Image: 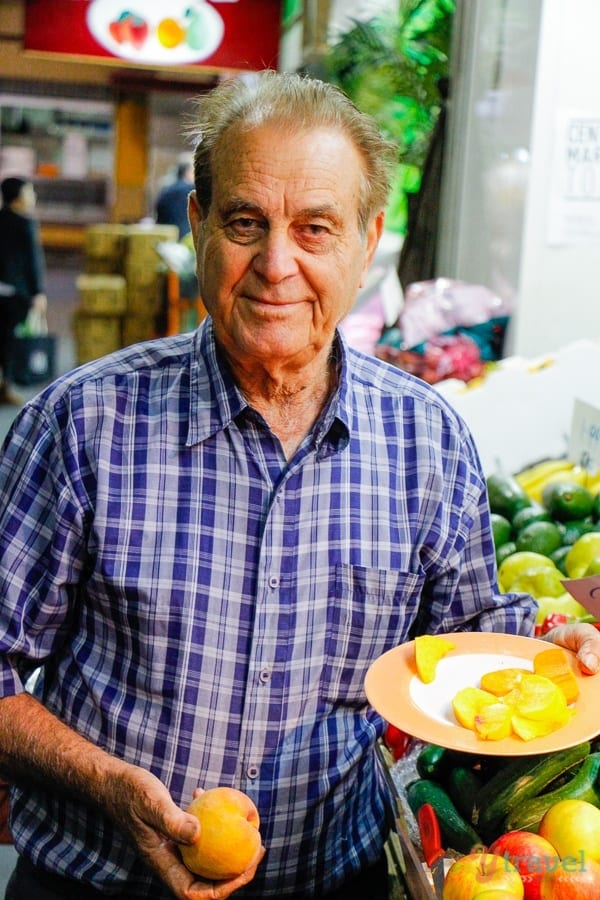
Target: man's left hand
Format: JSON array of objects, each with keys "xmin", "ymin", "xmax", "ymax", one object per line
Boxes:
[{"xmin": 544, "ymin": 622, "xmax": 600, "ymax": 674}]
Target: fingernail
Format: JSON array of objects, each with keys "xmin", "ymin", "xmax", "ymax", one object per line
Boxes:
[{"xmin": 580, "ymin": 652, "xmax": 600, "ymax": 673}]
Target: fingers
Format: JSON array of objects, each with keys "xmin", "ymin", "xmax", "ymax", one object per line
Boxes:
[
  {"xmin": 184, "ymin": 846, "xmax": 266, "ymax": 899},
  {"xmin": 543, "ymin": 622, "xmax": 600, "ymax": 674}
]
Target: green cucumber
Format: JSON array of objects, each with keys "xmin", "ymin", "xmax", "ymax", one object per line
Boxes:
[
  {"xmin": 504, "ymin": 751, "xmax": 600, "ymax": 834},
  {"xmin": 472, "ymin": 741, "xmax": 591, "ymax": 838},
  {"xmin": 405, "ymin": 778, "xmax": 482, "ymax": 855},
  {"xmin": 445, "ymin": 765, "xmax": 484, "ymax": 824}
]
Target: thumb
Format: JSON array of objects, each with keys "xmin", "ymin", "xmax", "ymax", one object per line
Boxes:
[
  {"xmin": 164, "ymin": 810, "xmax": 200, "ymax": 846},
  {"xmin": 544, "ymin": 623, "xmax": 600, "ymax": 674}
]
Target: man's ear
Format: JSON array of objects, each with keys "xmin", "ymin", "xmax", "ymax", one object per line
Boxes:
[
  {"xmin": 187, "ymin": 191, "xmax": 203, "ymax": 245},
  {"xmin": 359, "ymin": 210, "xmax": 385, "ymax": 288}
]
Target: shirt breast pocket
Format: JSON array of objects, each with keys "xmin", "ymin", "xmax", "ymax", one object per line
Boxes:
[{"xmin": 320, "ymin": 564, "xmax": 425, "ymax": 704}]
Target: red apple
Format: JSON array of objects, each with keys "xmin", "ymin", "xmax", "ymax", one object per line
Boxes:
[
  {"xmin": 539, "ymin": 856, "xmax": 600, "ymax": 899},
  {"xmin": 489, "ymin": 831, "xmax": 560, "ymax": 900},
  {"xmin": 442, "ymin": 851, "xmax": 524, "ymax": 900}
]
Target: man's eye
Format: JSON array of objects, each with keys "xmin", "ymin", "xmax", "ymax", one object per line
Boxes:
[
  {"xmin": 303, "ymin": 223, "xmax": 329, "ymax": 236},
  {"xmin": 225, "ymin": 216, "xmax": 261, "ymax": 238},
  {"xmin": 228, "ymin": 217, "xmax": 261, "ymax": 234}
]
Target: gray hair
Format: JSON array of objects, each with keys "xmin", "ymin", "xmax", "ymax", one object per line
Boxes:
[{"xmin": 188, "ymin": 70, "xmax": 398, "ymax": 234}]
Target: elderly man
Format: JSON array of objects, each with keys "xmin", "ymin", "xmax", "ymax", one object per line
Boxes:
[{"xmin": 0, "ymin": 71, "xmax": 598, "ymax": 900}]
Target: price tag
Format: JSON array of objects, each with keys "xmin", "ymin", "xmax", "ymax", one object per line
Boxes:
[
  {"xmin": 562, "ymin": 576, "xmax": 600, "ymax": 618},
  {"xmin": 568, "ymin": 399, "xmax": 600, "ymax": 473}
]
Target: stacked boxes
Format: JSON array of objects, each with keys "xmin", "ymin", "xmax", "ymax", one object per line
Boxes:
[
  {"xmin": 74, "ymin": 223, "xmax": 178, "ymax": 364},
  {"xmin": 74, "ymin": 274, "xmax": 127, "ymax": 365},
  {"xmin": 124, "ymin": 224, "xmax": 178, "ymax": 344},
  {"xmin": 83, "ymin": 225, "xmax": 129, "ymax": 275}
]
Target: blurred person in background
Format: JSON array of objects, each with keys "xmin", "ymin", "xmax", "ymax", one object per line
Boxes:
[
  {"xmin": 155, "ymin": 155, "xmax": 194, "ymax": 238},
  {"xmin": 0, "ymin": 176, "xmax": 47, "ymax": 405}
]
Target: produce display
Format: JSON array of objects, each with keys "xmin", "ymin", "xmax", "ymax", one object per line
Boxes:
[
  {"xmin": 487, "ymin": 461, "xmax": 600, "ymax": 633},
  {"xmin": 383, "ymin": 458, "xmax": 600, "ymax": 898},
  {"xmin": 393, "ymin": 736, "xmax": 600, "ymax": 898}
]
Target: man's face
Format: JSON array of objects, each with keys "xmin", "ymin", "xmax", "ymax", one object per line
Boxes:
[{"xmin": 189, "ymin": 123, "xmax": 383, "ymax": 372}]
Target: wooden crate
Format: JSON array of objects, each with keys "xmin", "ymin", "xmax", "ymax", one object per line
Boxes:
[
  {"xmin": 76, "ymin": 274, "xmax": 128, "ymax": 316},
  {"xmin": 73, "ymin": 309, "xmax": 123, "ymax": 365}
]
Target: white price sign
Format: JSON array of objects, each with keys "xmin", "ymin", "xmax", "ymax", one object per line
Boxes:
[{"xmin": 568, "ymin": 399, "xmax": 600, "ymax": 473}]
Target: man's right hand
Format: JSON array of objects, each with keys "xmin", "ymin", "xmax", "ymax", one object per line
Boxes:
[{"xmin": 102, "ymin": 762, "xmax": 264, "ymax": 898}]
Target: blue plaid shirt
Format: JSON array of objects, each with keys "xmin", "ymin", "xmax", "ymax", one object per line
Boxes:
[{"xmin": 0, "ymin": 320, "xmax": 535, "ymax": 897}]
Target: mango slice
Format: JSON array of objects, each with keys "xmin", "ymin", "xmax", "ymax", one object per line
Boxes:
[
  {"xmin": 474, "ymin": 701, "xmax": 513, "ymax": 741},
  {"xmin": 503, "ymin": 673, "xmax": 567, "ymax": 721},
  {"xmin": 533, "ymin": 647, "xmax": 580, "ymax": 704},
  {"xmin": 451, "ymin": 652, "xmax": 577, "ymax": 743},
  {"xmin": 511, "ymin": 708, "xmax": 575, "ymax": 742},
  {"xmin": 414, "ymin": 635, "xmax": 456, "ymax": 683},
  {"xmin": 452, "ymin": 686, "xmax": 498, "ymax": 729},
  {"xmin": 480, "ymin": 667, "xmax": 530, "ymax": 696}
]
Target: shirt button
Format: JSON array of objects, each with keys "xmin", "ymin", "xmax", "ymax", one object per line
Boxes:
[
  {"xmin": 247, "ymin": 764, "xmax": 259, "ymax": 779},
  {"xmin": 259, "ymin": 668, "xmax": 271, "ymax": 683},
  {"xmin": 268, "ymin": 575, "xmax": 279, "ymax": 588}
]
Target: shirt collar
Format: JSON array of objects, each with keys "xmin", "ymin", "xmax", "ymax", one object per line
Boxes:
[{"xmin": 186, "ymin": 318, "xmax": 351, "ymax": 454}]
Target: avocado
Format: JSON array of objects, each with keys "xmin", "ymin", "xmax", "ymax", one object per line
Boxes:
[{"xmin": 486, "ymin": 472, "xmax": 532, "ymax": 521}]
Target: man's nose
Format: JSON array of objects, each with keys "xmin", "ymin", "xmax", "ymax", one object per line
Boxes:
[{"xmin": 252, "ymin": 229, "xmax": 299, "ymax": 282}]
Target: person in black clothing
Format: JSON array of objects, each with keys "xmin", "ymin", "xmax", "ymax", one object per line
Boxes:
[
  {"xmin": 0, "ymin": 176, "xmax": 47, "ymax": 405},
  {"xmin": 155, "ymin": 157, "xmax": 194, "ymax": 238}
]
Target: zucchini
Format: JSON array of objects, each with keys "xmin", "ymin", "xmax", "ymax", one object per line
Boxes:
[
  {"xmin": 405, "ymin": 778, "xmax": 482, "ymax": 855},
  {"xmin": 446, "ymin": 765, "xmax": 485, "ymax": 823},
  {"xmin": 416, "ymin": 744, "xmax": 452, "ymax": 781},
  {"xmin": 472, "ymin": 741, "xmax": 591, "ymax": 839},
  {"xmin": 504, "ymin": 751, "xmax": 600, "ymax": 834}
]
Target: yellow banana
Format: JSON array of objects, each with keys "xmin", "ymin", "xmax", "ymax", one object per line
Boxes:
[{"xmin": 515, "ymin": 459, "xmax": 575, "ymax": 501}]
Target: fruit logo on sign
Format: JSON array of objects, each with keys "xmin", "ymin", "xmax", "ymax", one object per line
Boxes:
[{"xmin": 87, "ymin": 0, "xmax": 226, "ymax": 64}]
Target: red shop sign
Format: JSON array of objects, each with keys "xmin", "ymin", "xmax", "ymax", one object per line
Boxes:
[{"xmin": 24, "ymin": 0, "xmax": 282, "ymax": 72}]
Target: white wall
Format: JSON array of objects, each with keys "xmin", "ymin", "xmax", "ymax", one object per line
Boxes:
[
  {"xmin": 514, "ymin": 0, "xmax": 600, "ymax": 356},
  {"xmin": 438, "ymin": 0, "xmax": 600, "ymax": 358}
]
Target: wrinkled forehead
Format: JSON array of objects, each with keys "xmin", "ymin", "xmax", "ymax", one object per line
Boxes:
[{"xmin": 212, "ymin": 120, "xmax": 366, "ymax": 202}]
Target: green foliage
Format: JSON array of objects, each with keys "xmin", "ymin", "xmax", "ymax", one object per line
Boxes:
[{"xmin": 325, "ymin": 0, "xmax": 455, "ymax": 170}]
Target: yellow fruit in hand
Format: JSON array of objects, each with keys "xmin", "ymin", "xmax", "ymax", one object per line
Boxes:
[
  {"xmin": 179, "ymin": 787, "xmax": 262, "ymax": 880},
  {"xmin": 414, "ymin": 635, "xmax": 455, "ymax": 683}
]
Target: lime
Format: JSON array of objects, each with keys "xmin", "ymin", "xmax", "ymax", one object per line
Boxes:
[
  {"xmin": 550, "ymin": 545, "xmax": 570, "ymax": 575},
  {"xmin": 510, "ymin": 566, "xmax": 568, "ymax": 599},
  {"xmin": 535, "ymin": 593, "xmax": 590, "ymax": 624},
  {"xmin": 496, "ymin": 541, "xmax": 517, "ymax": 567},
  {"xmin": 490, "ymin": 513, "xmax": 512, "ymax": 547},
  {"xmin": 559, "ymin": 519, "xmax": 597, "ymax": 545},
  {"xmin": 565, "ymin": 532, "xmax": 600, "ymax": 578},
  {"xmin": 584, "ymin": 556, "xmax": 600, "ymax": 576},
  {"xmin": 542, "ymin": 481, "xmax": 594, "ymax": 521},
  {"xmin": 514, "ymin": 521, "xmax": 563, "ymax": 556},
  {"xmin": 511, "ymin": 505, "xmax": 551, "ymax": 532},
  {"xmin": 498, "ymin": 551, "xmax": 557, "ymax": 592}
]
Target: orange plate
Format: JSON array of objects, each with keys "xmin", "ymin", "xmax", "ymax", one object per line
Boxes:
[{"xmin": 365, "ymin": 632, "xmax": 599, "ymax": 755}]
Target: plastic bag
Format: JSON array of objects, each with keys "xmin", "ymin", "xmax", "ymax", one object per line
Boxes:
[
  {"xmin": 15, "ymin": 307, "xmax": 49, "ymax": 338},
  {"xmin": 399, "ymin": 278, "xmax": 510, "ymax": 350}
]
